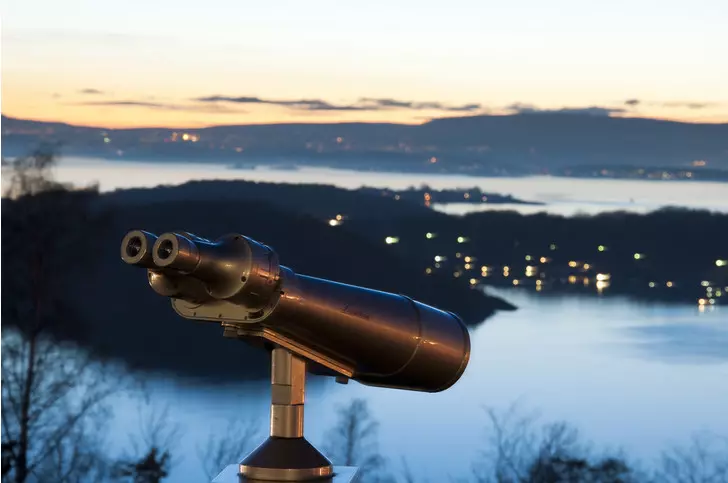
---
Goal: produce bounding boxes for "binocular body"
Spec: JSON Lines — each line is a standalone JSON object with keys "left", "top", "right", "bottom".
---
{"left": 121, "top": 230, "right": 471, "bottom": 393}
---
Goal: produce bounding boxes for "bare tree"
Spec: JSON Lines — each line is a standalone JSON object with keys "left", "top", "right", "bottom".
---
{"left": 322, "top": 398, "right": 394, "bottom": 483}
{"left": 111, "top": 395, "right": 185, "bottom": 483}
{"left": 473, "top": 403, "right": 638, "bottom": 483}
{"left": 656, "top": 432, "right": 728, "bottom": 483}
{"left": 1, "top": 148, "right": 113, "bottom": 483}
{"left": 197, "top": 418, "right": 261, "bottom": 480}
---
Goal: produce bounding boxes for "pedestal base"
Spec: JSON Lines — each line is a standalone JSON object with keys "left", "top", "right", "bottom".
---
{"left": 239, "top": 437, "right": 332, "bottom": 481}
{"left": 212, "top": 465, "right": 359, "bottom": 483}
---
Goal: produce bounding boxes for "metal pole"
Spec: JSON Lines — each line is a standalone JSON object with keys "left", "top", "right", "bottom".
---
{"left": 270, "top": 348, "right": 306, "bottom": 439}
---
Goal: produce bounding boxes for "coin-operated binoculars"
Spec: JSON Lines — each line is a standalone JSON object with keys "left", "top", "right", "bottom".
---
{"left": 121, "top": 230, "right": 471, "bottom": 482}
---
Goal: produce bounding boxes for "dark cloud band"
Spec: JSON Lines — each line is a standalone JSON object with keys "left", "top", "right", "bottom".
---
{"left": 194, "top": 95, "right": 483, "bottom": 113}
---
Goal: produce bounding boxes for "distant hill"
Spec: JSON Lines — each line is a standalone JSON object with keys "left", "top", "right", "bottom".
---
{"left": 3, "top": 113, "right": 727, "bottom": 172}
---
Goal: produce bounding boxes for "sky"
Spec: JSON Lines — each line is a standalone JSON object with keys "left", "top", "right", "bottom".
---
{"left": 1, "top": 0, "right": 727, "bottom": 128}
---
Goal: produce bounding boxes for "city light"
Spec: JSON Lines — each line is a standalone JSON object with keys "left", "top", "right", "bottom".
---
{"left": 457, "top": 236, "right": 468, "bottom": 243}
{"left": 469, "top": 278, "right": 478, "bottom": 286}
{"left": 385, "top": 236, "right": 399, "bottom": 244}
{"left": 649, "top": 282, "right": 656, "bottom": 288}
{"left": 583, "top": 263, "right": 591, "bottom": 270}
{"left": 539, "top": 257, "right": 549, "bottom": 263}
{"left": 464, "top": 256, "right": 472, "bottom": 263}
{"left": 698, "top": 298, "right": 707, "bottom": 306}
{"left": 328, "top": 219, "right": 339, "bottom": 227}
{"left": 464, "top": 263, "right": 472, "bottom": 270}
{"left": 633, "top": 253, "right": 644, "bottom": 260}
{"left": 456, "top": 253, "right": 462, "bottom": 258}
{"left": 453, "top": 272, "right": 461, "bottom": 278}
{"left": 512, "top": 279, "right": 520, "bottom": 286}
{"left": 666, "top": 281, "right": 674, "bottom": 288}
{"left": 596, "top": 273, "right": 611, "bottom": 281}
{"left": 434, "top": 255, "right": 445, "bottom": 262}
{"left": 568, "top": 275, "right": 577, "bottom": 284}
{"left": 525, "top": 255, "right": 532, "bottom": 261}
{"left": 568, "top": 261, "right": 579, "bottom": 268}
{"left": 463, "top": 193, "right": 470, "bottom": 199}
{"left": 425, "top": 232, "right": 435, "bottom": 239}
{"left": 598, "top": 245, "right": 607, "bottom": 252}
{"left": 425, "top": 268, "right": 432, "bottom": 274}
{"left": 596, "top": 280, "right": 609, "bottom": 293}
{"left": 716, "top": 259, "right": 727, "bottom": 267}
{"left": 701, "top": 281, "right": 711, "bottom": 287}
{"left": 430, "top": 156, "right": 438, "bottom": 164}
{"left": 336, "top": 214, "right": 343, "bottom": 221}
{"left": 104, "top": 137, "right": 111, "bottom": 143}
{"left": 549, "top": 243, "right": 558, "bottom": 251}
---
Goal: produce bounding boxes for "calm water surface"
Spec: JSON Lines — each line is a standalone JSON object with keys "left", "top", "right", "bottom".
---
{"left": 36, "top": 157, "right": 728, "bottom": 216}
{"left": 105, "top": 290, "right": 728, "bottom": 483}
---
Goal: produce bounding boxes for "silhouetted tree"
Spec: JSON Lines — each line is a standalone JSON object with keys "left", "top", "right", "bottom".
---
{"left": 112, "top": 448, "right": 170, "bottom": 483}
{"left": 197, "top": 417, "right": 261, "bottom": 480}
{"left": 655, "top": 432, "right": 728, "bottom": 483}
{"left": 323, "top": 399, "right": 393, "bottom": 483}
{"left": 111, "top": 396, "right": 183, "bottom": 483}
{"left": 1, "top": 148, "right": 112, "bottom": 483}
{"left": 473, "top": 403, "right": 640, "bottom": 483}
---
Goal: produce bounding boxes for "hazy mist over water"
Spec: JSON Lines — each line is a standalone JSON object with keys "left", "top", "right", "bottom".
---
{"left": 39, "top": 156, "right": 728, "bottom": 216}
{"left": 105, "top": 290, "right": 728, "bottom": 483}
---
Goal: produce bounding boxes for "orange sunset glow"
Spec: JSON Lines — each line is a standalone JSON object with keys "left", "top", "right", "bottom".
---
{"left": 2, "top": 0, "right": 727, "bottom": 128}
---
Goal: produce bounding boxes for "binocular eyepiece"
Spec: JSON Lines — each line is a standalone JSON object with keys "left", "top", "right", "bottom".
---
{"left": 121, "top": 230, "right": 471, "bottom": 393}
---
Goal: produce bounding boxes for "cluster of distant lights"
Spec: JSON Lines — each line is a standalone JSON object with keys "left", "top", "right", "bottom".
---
{"left": 327, "top": 222, "right": 726, "bottom": 306}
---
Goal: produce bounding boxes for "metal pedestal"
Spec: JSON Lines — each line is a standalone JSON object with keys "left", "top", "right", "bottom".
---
{"left": 210, "top": 347, "right": 359, "bottom": 482}
{"left": 212, "top": 465, "right": 359, "bottom": 483}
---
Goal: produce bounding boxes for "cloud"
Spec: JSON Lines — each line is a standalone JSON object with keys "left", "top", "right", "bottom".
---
{"left": 193, "top": 96, "right": 369, "bottom": 111}
{"left": 624, "top": 99, "right": 717, "bottom": 110}
{"left": 79, "top": 88, "right": 105, "bottom": 95}
{"left": 194, "top": 95, "right": 484, "bottom": 112}
{"left": 75, "top": 100, "right": 246, "bottom": 114}
{"left": 661, "top": 101, "right": 716, "bottom": 110}
{"left": 507, "top": 103, "right": 626, "bottom": 117}
{"left": 358, "top": 98, "right": 482, "bottom": 112}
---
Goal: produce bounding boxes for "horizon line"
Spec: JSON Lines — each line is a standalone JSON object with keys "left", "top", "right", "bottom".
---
{"left": 3, "top": 112, "right": 728, "bottom": 132}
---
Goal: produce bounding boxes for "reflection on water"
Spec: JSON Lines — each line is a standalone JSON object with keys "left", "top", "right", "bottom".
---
{"left": 623, "top": 321, "right": 728, "bottom": 363}
{"left": 104, "top": 291, "right": 728, "bottom": 483}
{"left": 36, "top": 157, "right": 728, "bottom": 216}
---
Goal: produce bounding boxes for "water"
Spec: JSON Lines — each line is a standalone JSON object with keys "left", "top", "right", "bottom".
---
{"left": 104, "top": 290, "right": 728, "bottom": 483}
{"left": 30, "top": 156, "right": 728, "bottom": 216}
